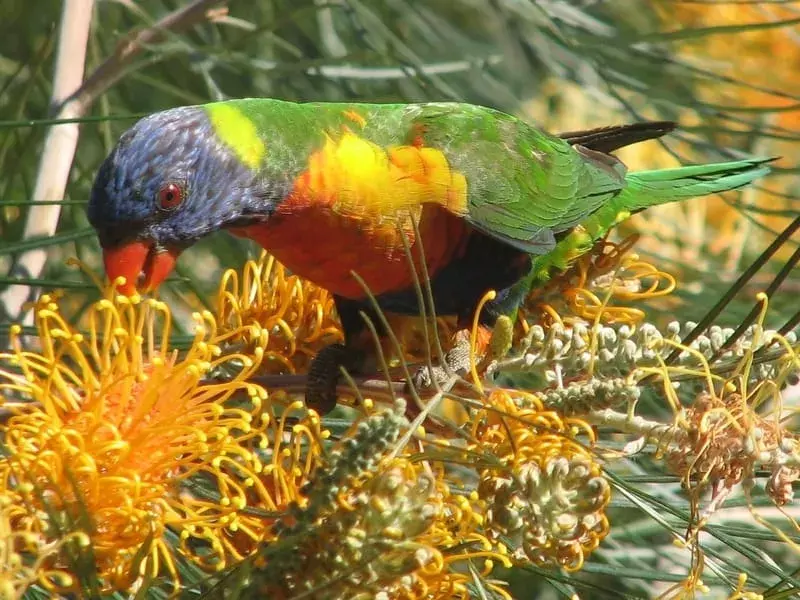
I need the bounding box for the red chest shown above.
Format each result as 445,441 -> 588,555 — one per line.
232,202 -> 471,299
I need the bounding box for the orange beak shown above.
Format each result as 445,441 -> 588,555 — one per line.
102,240 -> 181,296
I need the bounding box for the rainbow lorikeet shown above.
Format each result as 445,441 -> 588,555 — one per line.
88,99 -> 771,412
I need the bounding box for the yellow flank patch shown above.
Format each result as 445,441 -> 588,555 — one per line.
206,103 -> 266,169
293,129 -> 468,220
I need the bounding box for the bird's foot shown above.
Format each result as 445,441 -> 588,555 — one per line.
410,329 -> 478,392
412,363 -> 456,391
305,343 -> 362,415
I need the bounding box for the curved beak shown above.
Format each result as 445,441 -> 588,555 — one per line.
102,240 -> 181,296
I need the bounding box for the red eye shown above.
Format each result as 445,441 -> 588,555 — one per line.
158,182 -> 183,210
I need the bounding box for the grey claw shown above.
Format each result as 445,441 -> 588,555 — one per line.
410,336 -> 473,392
412,363 -> 451,390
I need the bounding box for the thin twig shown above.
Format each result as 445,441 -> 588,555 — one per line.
67,0 -> 230,115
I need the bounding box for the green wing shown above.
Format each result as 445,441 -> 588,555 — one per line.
407,103 -> 627,255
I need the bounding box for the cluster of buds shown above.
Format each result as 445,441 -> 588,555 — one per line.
257,459 -> 444,599
468,390 -> 609,571
253,407 -> 508,599
536,377 -> 641,415
499,319 -> 796,390
257,409 -> 406,588
479,435 -> 610,571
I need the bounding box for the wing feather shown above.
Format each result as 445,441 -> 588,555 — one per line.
403,106 -> 630,254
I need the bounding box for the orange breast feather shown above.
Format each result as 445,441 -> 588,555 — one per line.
240,128 -> 471,299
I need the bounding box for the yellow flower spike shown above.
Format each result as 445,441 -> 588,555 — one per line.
0,292 -> 312,594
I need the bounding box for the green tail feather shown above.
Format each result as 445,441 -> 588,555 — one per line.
615,157 -> 774,213
499,157 -> 774,320
580,157 -> 776,242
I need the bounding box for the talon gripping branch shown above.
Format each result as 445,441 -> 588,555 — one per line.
88,99 -> 772,410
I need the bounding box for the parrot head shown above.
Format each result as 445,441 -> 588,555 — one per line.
88,106 -> 278,295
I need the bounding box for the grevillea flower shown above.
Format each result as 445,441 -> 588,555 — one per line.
0,291 -> 283,593
215,251 -> 343,373
227,397 -> 327,560
654,296 -> 800,514
470,390 -> 609,571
